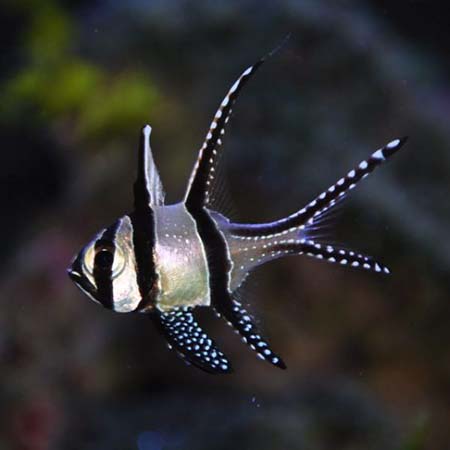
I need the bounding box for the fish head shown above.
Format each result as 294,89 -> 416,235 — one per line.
67,215 -> 144,313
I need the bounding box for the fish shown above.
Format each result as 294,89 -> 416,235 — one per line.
67,52 -> 407,374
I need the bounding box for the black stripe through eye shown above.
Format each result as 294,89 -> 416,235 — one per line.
93,223 -> 119,309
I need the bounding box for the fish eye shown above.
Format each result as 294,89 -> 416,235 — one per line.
83,242 -> 126,278
95,247 -> 114,269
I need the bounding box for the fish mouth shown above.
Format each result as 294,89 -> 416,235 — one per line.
67,267 -> 82,282
67,254 -> 82,282
67,256 -> 99,301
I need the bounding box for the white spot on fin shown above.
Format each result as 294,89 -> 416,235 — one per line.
372,149 -> 385,160
387,139 -> 400,149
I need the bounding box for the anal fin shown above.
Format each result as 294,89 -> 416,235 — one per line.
153,307 -> 232,374
216,297 -> 286,369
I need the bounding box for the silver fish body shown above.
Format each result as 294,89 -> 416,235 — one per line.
154,203 -> 210,311
68,52 -> 407,373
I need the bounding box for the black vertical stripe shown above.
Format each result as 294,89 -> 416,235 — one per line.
130,210 -> 157,311
93,220 -> 120,309
186,204 -> 233,316
131,128 -> 158,311
134,128 -> 152,210
187,206 -> 287,370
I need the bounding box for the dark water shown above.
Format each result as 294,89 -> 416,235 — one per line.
1,2 -> 449,449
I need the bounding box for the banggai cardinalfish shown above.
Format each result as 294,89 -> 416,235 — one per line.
68,52 -> 407,374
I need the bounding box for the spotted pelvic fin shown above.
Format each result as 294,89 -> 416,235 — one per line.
153,307 -> 232,374
229,137 -> 408,240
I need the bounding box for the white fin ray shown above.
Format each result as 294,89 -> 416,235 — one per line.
228,235 -> 390,291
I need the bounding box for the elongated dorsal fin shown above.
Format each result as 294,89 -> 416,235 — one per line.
134,125 -> 165,209
183,58 -> 264,210
184,37 -> 290,210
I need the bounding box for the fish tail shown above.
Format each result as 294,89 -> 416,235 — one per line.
278,239 -> 391,274
228,137 -> 407,241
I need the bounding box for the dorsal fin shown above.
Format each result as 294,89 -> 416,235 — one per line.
183,59 -> 264,210
134,125 -> 165,210
184,37 -> 290,210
